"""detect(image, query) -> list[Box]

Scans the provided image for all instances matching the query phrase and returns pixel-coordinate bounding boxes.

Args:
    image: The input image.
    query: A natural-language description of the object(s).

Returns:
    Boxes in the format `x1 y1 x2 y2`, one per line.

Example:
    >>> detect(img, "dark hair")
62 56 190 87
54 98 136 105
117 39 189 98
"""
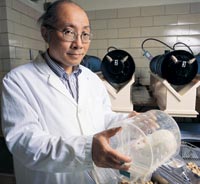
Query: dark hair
37 0 80 28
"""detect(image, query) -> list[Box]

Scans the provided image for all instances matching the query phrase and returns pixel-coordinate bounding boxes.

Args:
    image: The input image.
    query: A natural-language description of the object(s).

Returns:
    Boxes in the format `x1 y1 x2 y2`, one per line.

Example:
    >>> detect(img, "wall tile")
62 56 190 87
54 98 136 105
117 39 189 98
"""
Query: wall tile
6 7 21 23
23 38 45 50
135 37 178 50
130 38 145 48
9 46 16 58
12 0 31 16
13 23 25 35
15 47 29 59
122 49 141 61
2 59 11 72
0 0 6 7
90 19 107 30
0 20 8 32
118 27 140 38
20 14 37 29
141 25 190 37
28 9 41 21
177 35 200 47
9 35 44 52
10 58 28 69
108 38 130 48
178 14 200 25
166 25 190 36
165 3 190 15
136 58 149 68
154 15 178 26
190 2 200 13
98 49 108 59
90 39 108 49
117 7 140 18
131 16 153 27
8 33 23 47
107 18 130 29
95 9 117 19
141 5 165 16
0 33 9 45
87 10 96 20
190 24 200 35
94 29 118 39
141 26 166 37
5 0 12 8
0 46 10 58
7 20 15 33
87 49 98 57
0 20 15 34
0 7 7 19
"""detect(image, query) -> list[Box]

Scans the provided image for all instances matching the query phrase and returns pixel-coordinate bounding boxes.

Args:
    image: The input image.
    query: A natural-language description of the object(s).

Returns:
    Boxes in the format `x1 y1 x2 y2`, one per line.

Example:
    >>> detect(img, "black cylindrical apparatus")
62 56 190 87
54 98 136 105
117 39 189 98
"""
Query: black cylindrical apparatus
150 50 198 85
195 54 200 74
101 48 135 85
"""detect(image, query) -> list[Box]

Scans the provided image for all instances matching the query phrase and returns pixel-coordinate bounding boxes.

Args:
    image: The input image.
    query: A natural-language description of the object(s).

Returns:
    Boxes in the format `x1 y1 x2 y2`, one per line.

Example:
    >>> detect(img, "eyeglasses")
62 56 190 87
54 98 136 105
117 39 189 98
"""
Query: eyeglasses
46 24 92 43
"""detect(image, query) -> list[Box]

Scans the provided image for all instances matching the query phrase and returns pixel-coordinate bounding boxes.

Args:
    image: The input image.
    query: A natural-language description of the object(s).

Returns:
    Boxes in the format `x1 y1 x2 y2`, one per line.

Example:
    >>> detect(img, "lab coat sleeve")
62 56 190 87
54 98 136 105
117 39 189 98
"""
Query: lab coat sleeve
1 74 93 173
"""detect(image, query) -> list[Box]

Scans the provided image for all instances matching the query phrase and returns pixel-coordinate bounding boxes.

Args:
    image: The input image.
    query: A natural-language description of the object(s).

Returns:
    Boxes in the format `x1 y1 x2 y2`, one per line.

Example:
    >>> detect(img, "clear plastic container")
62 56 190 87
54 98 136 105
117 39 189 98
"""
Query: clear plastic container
93 110 181 184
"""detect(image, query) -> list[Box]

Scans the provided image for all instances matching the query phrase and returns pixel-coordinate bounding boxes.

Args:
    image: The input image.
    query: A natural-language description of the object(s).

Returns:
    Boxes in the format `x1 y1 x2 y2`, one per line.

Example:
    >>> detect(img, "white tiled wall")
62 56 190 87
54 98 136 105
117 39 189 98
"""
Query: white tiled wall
87 2 200 85
0 0 45 77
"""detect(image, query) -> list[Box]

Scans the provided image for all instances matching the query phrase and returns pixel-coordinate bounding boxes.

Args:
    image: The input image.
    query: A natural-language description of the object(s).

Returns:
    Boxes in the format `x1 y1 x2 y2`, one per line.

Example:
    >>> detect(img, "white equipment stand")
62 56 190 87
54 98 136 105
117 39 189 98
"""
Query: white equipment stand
102 75 135 113
150 72 200 117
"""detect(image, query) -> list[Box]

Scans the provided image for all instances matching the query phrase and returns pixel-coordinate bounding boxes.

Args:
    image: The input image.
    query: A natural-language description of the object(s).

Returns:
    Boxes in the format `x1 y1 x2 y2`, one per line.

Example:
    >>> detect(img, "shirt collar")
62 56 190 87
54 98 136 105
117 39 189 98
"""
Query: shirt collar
44 51 82 79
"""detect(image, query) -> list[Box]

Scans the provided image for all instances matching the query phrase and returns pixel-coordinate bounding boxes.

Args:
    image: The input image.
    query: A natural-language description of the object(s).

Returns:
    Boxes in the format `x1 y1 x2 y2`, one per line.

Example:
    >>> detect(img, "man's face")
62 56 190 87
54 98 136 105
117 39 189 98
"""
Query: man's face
47 3 91 72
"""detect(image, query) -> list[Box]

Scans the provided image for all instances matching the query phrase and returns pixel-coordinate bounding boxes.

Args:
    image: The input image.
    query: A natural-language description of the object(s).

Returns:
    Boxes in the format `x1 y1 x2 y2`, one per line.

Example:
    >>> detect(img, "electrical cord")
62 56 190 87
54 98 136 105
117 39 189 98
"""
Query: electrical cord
141 38 174 52
173 42 194 55
141 38 194 61
107 46 118 52
141 38 194 54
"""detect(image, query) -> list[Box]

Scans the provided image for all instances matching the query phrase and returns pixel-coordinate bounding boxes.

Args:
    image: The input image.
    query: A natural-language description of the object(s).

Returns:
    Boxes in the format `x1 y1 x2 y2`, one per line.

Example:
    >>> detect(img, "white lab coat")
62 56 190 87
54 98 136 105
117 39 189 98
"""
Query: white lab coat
1 53 128 184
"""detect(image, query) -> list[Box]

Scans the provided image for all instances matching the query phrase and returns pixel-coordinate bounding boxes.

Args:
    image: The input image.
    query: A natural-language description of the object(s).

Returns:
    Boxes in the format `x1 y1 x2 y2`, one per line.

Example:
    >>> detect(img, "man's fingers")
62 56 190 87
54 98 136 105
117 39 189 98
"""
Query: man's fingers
105 147 132 170
128 110 139 118
100 153 132 171
108 147 132 163
104 127 122 138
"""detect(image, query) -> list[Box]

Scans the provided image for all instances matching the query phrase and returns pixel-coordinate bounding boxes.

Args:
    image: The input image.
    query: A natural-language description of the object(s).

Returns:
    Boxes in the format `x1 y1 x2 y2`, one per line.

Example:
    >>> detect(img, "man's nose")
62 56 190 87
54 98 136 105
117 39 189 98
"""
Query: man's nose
71 34 84 48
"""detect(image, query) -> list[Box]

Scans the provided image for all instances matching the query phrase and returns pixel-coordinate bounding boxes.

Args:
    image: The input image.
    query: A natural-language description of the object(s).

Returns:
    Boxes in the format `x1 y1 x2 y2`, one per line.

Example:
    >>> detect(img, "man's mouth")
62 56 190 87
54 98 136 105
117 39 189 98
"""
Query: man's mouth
67 53 84 56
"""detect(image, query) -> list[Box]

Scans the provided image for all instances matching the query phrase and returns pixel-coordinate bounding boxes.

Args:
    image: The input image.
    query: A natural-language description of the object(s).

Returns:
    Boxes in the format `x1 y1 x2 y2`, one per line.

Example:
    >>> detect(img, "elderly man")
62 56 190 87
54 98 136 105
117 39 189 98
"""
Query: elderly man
1 0 137 183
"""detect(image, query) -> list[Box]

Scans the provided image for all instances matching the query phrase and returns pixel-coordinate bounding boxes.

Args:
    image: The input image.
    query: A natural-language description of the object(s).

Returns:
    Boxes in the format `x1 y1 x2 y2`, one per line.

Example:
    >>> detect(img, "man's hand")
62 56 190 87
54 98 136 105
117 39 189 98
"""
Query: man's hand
92 127 132 171
128 110 139 118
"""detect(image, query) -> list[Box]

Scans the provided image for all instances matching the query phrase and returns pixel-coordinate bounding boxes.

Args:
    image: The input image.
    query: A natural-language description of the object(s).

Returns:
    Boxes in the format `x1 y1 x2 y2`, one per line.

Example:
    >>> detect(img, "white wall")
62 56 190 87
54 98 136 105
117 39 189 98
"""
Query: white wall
21 0 200 11
74 0 200 10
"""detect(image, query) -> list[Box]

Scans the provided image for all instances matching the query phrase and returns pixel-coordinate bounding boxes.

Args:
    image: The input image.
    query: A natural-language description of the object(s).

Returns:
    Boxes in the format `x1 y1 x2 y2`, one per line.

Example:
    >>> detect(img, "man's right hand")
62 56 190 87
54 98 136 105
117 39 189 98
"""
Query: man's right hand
92 127 132 171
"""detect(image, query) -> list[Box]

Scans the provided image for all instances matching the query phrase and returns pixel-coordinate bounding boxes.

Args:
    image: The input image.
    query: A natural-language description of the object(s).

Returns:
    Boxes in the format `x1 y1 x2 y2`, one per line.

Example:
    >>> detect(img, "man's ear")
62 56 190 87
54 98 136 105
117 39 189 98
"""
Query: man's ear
41 26 50 43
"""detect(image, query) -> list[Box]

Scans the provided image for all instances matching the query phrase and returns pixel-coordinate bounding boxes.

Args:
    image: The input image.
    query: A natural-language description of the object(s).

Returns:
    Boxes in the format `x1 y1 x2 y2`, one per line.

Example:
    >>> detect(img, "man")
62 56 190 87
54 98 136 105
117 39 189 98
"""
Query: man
1 0 136 183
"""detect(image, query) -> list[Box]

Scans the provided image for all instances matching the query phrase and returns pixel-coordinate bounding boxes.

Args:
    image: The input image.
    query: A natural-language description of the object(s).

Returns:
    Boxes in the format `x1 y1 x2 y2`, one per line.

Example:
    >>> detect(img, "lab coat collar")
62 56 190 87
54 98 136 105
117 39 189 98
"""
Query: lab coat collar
33 53 77 105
